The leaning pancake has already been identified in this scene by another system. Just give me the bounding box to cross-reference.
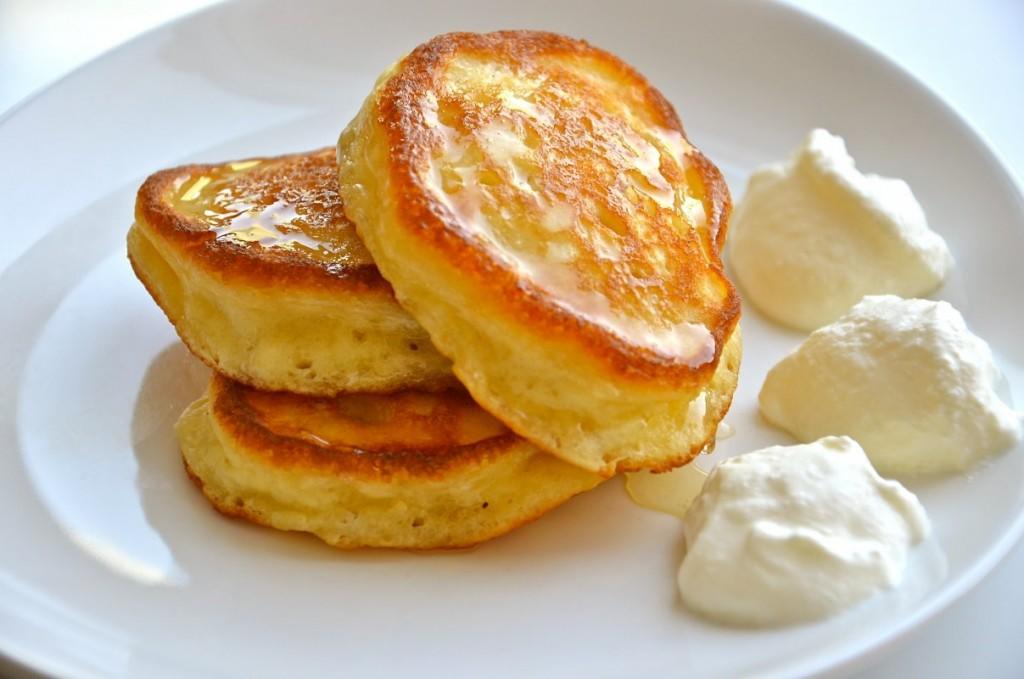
[129,148,453,395]
[177,372,603,549]
[338,31,741,476]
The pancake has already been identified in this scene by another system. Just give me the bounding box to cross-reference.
[177,372,603,549]
[338,31,741,476]
[129,148,454,395]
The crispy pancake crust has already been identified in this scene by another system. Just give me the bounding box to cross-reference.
[177,373,602,549]
[130,148,453,394]
[338,31,741,474]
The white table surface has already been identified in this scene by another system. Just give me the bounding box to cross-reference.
[1,1,1021,677]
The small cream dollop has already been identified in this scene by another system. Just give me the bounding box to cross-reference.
[728,129,953,330]
[678,436,929,627]
[760,295,1022,476]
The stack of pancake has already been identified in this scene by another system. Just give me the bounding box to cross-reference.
[128,31,741,550]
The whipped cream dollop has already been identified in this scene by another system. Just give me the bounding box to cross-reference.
[760,295,1022,476]
[728,129,953,330]
[677,436,929,627]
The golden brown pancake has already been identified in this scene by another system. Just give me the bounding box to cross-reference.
[177,372,603,549]
[129,148,454,395]
[338,31,741,476]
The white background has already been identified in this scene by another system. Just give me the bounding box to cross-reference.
[1,1,1021,676]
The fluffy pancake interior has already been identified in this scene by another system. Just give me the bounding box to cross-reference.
[129,148,453,395]
[177,375,603,549]
[337,32,740,475]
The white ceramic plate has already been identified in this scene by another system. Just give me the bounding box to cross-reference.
[2,1,1023,676]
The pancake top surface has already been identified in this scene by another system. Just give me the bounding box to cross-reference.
[210,373,517,480]
[375,31,739,381]
[138,147,385,290]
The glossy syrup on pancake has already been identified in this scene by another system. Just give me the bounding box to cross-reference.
[406,37,737,374]
[337,31,741,474]
[130,148,454,395]
[170,148,375,275]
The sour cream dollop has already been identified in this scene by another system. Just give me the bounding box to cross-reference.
[760,295,1022,476]
[677,436,929,626]
[728,129,952,330]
